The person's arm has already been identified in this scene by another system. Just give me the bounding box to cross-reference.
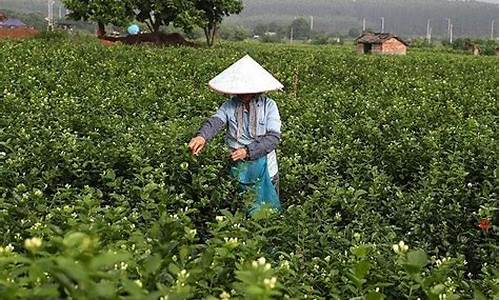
[246,132,281,160]
[189,101,229,155]
[246,99,282,160]
[197,116,225,141]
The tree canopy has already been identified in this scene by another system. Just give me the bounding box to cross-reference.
[195,0,243,46]
[63,0,133,35]
[290,17,310,40]
[131,0,198,33]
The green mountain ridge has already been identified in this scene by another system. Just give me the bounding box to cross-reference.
[229,0,498,38]
[0,0,498,38]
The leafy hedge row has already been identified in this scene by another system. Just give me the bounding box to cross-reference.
[0,37,498,299]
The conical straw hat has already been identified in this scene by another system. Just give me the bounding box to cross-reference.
[208,55,284,94]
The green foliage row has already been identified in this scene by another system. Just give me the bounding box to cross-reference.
[0,36,498,299]
[449,38,499,56]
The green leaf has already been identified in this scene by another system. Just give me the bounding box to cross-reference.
[406,249,428,269]
[353,260,371,280]
[141,166,154,174]
[179,245,189,261]
[95,280,116,298]
[144,254,162,275]
[354,189,367,198]
[54,257,89,283]
[32,286,60,298]
[431,284,446,295]
[473,287,488,300]
[90,251,131,270]
[103,169,116,181]
[366,291,385,300]
[168,263,180,275]
[350,245,369,258]
[121,279,144,297]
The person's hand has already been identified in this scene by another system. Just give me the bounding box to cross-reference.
[188,136,206,156]
[230,148,248,161]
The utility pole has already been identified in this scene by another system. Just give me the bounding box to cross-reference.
[290,25,294,44]
[362,18,366,32]
[447,18,451,41]
[450,23,453,44]
[426,19,432,44]
[380,17,385,32]
[491,20,495,40]
[310,16,314,32]
[58,5,62,19]
[47,0,55,31]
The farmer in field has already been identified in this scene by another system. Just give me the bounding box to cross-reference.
[188,55,283,215]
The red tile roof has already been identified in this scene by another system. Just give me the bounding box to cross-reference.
[355,32,408,46]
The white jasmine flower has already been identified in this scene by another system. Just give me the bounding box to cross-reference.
[24,237,42,251]
[280,260,290,270]
[220,291,230,300]
[258,257,266,266]
[263,276,277,289]
[393,241,409,254]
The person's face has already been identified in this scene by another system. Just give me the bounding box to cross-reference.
[238,94,256,103]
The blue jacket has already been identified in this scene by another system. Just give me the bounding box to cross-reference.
[197,95,281,177]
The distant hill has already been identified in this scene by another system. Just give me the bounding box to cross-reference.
[1,0,498,38]
[0,0,64,15]
[228,0,499,39]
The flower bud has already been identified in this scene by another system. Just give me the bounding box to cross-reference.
[24,237,42,252]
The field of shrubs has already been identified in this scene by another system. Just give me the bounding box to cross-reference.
[0,36,498,299]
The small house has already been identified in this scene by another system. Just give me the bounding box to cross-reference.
[0,18,27,29]
[0,12,38,39]
[355,32,408,55]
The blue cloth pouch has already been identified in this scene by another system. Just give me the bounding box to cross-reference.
[230,157,281,216]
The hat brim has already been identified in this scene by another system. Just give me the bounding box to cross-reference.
[208,84,284,95]
[208,55,284,96]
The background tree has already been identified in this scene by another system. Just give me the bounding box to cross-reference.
[253,23,267,36]
[253,22,286,39]
[219,24,250,41]
[289,17,310,40]
[195,0,243,47]
[131,0,198,34]
[62,0,133,36]
[348,28,360,38]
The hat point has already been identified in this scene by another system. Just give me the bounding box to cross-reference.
[208,55,283,95]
